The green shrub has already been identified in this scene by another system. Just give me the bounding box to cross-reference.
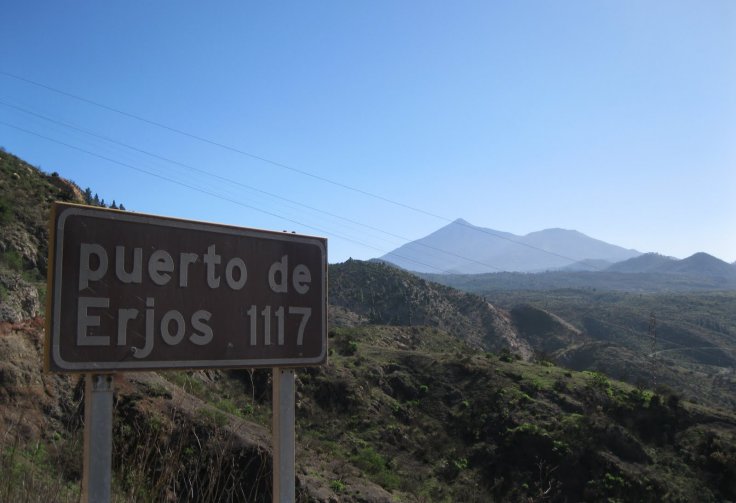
[215,398,242,417]
[329,479,346,492]
[452,457,469,471]
[0,250,23,271]
[350,446,399,490]
[499,349,514,362]
[347,341,359,355]
[0,195,13,224]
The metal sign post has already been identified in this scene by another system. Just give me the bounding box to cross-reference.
[272,368,296,503]
[82,374,114,503]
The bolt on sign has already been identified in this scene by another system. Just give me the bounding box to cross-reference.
[46,203,327,372]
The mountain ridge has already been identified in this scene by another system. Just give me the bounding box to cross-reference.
[380,218,641,274]
[605,252,736,279]
[606,252,678,273]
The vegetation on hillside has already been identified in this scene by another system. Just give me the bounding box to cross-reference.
[484,289,736,410]
[4,318,736,502]
[0,148,123,282]
[330,259,530,357]
[0,148,77,280]
[2,147,736,501]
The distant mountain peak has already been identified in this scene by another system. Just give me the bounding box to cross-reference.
[380,219,641,274]
[670,252,736,278]
[606,253,677,273]
[606,251,735,280]
[525,227,579,235]
[686,252,718,260]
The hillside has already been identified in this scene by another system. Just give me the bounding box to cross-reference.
[6,314,736,502]
[329,259,532,358]
[380,218,641,274]
[482,289,736,410]
[606,253,678,273]
[665,252,736,278]
[0,149,91,268]
[2,147,736,501]
[339,261,736,409]
[0,150,87,323]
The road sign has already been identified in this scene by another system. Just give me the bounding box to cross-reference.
[46,203,327,372]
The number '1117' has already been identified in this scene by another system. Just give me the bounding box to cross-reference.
[245,305,311,346]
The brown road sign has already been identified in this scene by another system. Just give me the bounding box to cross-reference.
[46,203,327,372]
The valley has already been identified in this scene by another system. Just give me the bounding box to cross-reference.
[2,148,736,502]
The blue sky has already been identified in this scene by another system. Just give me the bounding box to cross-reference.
[1,1,734,264]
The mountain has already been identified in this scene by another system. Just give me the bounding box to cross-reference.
[665,252,736,278]
[380,218,641,274]
[329,259,532,358]
[4,147,736,502]
[607,252,736,281]
[334,260,736,411]
[422,250,736,293]
[606,252,678,273]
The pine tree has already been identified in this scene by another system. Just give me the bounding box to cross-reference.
[83,188,93,205]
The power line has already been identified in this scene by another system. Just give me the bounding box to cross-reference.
[0,71,436,214]
[7,118,733,366]
[0,71,600,270]
[0,119,456,274]
[0,99,504,272]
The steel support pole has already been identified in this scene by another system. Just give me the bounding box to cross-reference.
[272,368,295,503]
[82,373,113,503]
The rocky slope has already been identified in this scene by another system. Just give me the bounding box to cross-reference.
[2,148,736,501]
[330,259,533,359]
